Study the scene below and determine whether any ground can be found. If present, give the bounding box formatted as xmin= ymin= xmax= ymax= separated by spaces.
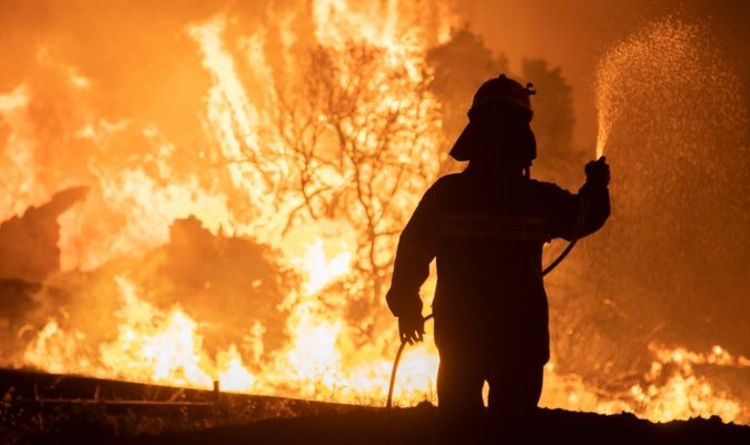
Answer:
xmin=2 ymin=369 xmax=748 ymax=445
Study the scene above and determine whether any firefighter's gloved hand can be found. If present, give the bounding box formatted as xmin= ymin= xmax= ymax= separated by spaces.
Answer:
xmin=398 ymin=312 xmax=425 ymax=345
xmin=585 ymin=156 xmax=610 ymax=188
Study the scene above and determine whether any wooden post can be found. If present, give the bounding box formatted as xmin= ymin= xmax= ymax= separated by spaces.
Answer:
xmin=212 ymin=380 xmax=221 ymax=424
xmin=33 ymin=383 xmax=45 ymax=432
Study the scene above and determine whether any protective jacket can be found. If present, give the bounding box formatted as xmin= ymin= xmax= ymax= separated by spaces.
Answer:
xmin=386 ymin=165 xmax=610 ymax=364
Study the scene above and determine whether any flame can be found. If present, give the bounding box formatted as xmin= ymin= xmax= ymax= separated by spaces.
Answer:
xmin=4 ymin=0 xmax=748 ymax=425
xmin=16 ymin=1 xmax=448 ymax=407
xmin=540 ymin=343 xmax=750 ymax=423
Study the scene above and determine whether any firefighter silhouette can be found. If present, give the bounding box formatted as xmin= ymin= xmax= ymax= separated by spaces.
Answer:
xmin=386 ymin=74 xmax=610 ymax=441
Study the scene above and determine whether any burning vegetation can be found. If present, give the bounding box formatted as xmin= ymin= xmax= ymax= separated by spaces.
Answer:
xmin=1 ymin=0 xmax=749 ymax=430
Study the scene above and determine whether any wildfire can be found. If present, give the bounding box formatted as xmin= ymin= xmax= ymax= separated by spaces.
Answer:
xmin=23 ymin=269 xmax=437 ymax=404
xmin=2 ymin=0 xmax=748 ymax=427
xmin=23 ymin=269 xmax=749 ymax=422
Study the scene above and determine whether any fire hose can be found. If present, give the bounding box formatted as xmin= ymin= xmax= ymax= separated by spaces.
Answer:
xmin=385 ymin=190 xmax=593 ymax=409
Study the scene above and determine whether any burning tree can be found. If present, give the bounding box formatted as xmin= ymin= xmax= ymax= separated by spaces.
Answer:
xmin=203 ymin=34 xmax=444 ymax=339
xmin=277 ymin=43 xmax=441 ymax=310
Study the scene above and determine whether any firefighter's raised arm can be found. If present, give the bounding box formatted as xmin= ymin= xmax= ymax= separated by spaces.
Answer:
xmin=545 ymin=156 xmax=611 ymax=241
xmin=577 ymin=156 xmax=611 ymax=237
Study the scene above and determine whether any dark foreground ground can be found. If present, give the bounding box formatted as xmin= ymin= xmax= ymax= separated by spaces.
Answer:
xmin=122 ymin=405 xmax=749 ymax=445
xmin=2 ymin=369 xmax=749 ymax=445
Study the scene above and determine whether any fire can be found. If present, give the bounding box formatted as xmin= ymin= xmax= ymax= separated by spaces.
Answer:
xmin=16 ymin=2 xmax=448 ymax=406
xmin=22 ymin=268 xmax=437 ymax=404
xmin=2 ymin=0 xmax=748 ymax=427
xmin=541 ymin=343 xmax=750 ymax=424
xmin=295 ymin=239 xmax=352 ymax=296
xmin=24 ymin=268 xmax=749 ymax=422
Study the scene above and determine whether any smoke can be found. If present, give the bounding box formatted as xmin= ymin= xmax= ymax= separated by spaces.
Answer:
xmin=456 ymin=0 xmax=750 ymax=149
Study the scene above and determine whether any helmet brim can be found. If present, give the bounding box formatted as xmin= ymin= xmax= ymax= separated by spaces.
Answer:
xmin=448 ymin=120 xmax=478 ymax=161
xmin=449 ymin=101 xmax=533 ymax=161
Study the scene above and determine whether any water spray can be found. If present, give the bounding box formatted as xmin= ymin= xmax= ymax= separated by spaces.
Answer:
xmin=595 ymin=90 xmax=610 ymax=159
xmin=596 ymin=136 xmax=606 ymax=159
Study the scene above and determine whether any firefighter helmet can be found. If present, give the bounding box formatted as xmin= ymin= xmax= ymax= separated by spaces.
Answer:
xmin=449 ymin=74 xmax=536 ymax=161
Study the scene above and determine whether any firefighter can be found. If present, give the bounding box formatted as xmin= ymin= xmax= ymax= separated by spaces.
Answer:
xmin=385 ymin=74 xmax=610 ymax=441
